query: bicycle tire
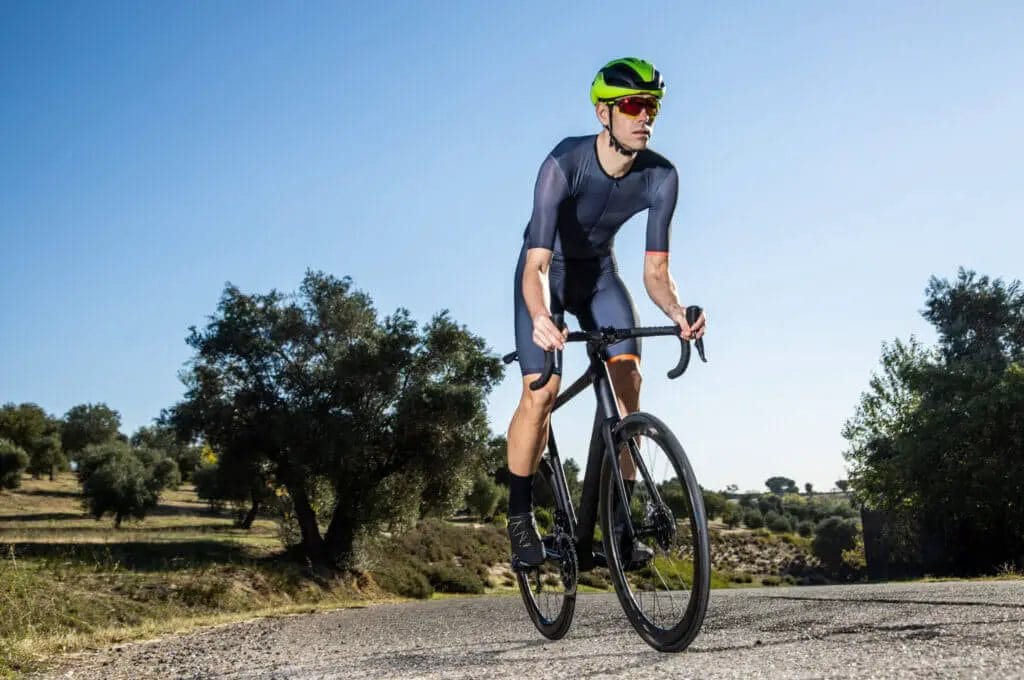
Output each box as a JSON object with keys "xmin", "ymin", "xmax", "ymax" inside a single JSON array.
[
  {"xmin": 599, "ymin": 412, "xmax": 710, "ymax": 652},
  {"xmin": 515, "ymin": 454, "xmax": 578, "ymax": 640}
]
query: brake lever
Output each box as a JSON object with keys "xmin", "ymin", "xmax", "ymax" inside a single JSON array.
[
  {"xmin": 689, "ymin": 305, "xmax": 708, "ymax": 363},
  {"xmin": 666, "ymin": 305, "xmax": 707, "ymax": 379}
]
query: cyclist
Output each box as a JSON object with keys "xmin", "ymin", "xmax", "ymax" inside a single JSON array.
[{"xmin": 507, "ymin": 57, "xmax": 706, "ymax": 566}]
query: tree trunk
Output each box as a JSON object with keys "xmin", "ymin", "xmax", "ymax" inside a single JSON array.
[
  {"xmin": 289, "ymin": 481, "xmax": 325, "ymax": 561},
  {"xmin": 49, "ymin": 465, "xmax": 56, "ymax": 481},
  {"xmin": 114, "ymin": 513, "xmax": 123, "ymax": 529},
  {"xmin": 239, "ymin": 488, "xmax": 260, "ymax": 529},
  {"xmin": 324, "ymin": 507, "xmax": 357, "ymax": 569}
]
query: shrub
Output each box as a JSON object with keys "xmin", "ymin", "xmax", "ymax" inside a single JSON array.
[
  {"xmin": 757, "ymin": 494, "xmax": 782, "ymax": 515},
  {"xmin": 813, "ymin": 516, "xmax": 860, "ymax": 573},
  {"xmin": 149, "ymin": 455, "xmax": 182, "ymax": 491},
  {"xmin": 465, "ymin": 475, "xmax": 501, "ymax": 519},
  {"xmin": 761, "ymin": 575, "xmax": 782, "ymax": 586},
  {"xmin": 426, "ymin": 563, "xmax": 485, "ymax": 594},
  {"xmin": 722, "ymin": 502, "xmax": 743, "ymax": 528},
  {"xmin": 0, "ymin": 439, "xmax": 29, "ymax": 490},
  {"xmin": 702, "ymin": 490, "xmax": 728, "ymax": 519},
  {"xmin": 781, "ymin": 493, "xmax": 810, "ymax": 521},
  {"xmin": 78, "ymin": 442, "xmax": 172, "ymax": 527},
  {"xmin": 373, "ymin": 562, "xmax": 433, "ymax": 599},
  {"xmin": 534, "ymin": 507, "xmax": 554, "ymax": 533},
  {"xmin": 797, "ymin": 520, "xmax": 815, "ymax": 538},
  {"xmin": 192, "ymin": 464, "xmax": 227, "ymax": 511},
  {"xmin": 578, "ymin": 570, "xmax": 611, "ymax": 589},
  {"xmin": 765, "ymin": 511, "xmax": 793, "ymax": 533},
  {"xmin": 743, "ymin": 508, "xmax": 764, "ymax": 529}
]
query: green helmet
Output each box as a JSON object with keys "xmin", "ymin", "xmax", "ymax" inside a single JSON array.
[{"xmin": 590, "ymin": 57, "xmax": 665, "ymax": 105}]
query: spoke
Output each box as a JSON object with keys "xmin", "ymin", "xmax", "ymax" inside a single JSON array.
[{"xmin": 648, "ymin": 561, "xmax": 681, "ymax": 626}]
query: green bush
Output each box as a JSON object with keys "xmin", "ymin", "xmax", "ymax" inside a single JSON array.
[
  {"xmin": 757, "ymin": 494, "xmax": 782, "ymax": 515},
  {"xmin": 534, "ymin": 507, "xmax": 554, "ymax": 533},
  {"xmin": 781, "ymin": 493, "xmax": 810, "ymax": 521},
  {"xmin": 797, "ymin": 520, "xmax": 815, "ymax": 538},
  {"xmin": 149, "ymin": 454, "xmax": 182, "ymax": 491},
  {"xmin": 702, "ymin": 489, "xmax": 728, "ymax": 519},
  {"xmin": 743, "ymin": 508, "xmax": 764, "ymax": 529},
  {"xmin": 426, "ymin": 563, "xmax": 485, "ymax": 594},
  {"xmin": 465, "ymin": 475, "xmax": 501, "ymax": 519},
  {"xmin": 761, "ymin": 575, "xmax": 782, "ymax": 586},
  {"xmin": 372, "ymin": 562, "xmax": 433, "ymax": 599},
  {"xmin": 0, "ymin": 439, "xmax": 29, "ymax": 490},
  {"xmin": 813, "ymin": 516, "xmax": 860, "ymax": 573},
  {"xmin": 722, "ymin": 502, "xmax": 743, "ymax": 528},
  {"xmin": 765, "ymin": 511, "xmax": 794, "ymax": 533},
  {"xmin": 79, "ymin": 442, "xmax": 160, "ymax": 527},
  {"xmin": 192, "ymin": 464, "xmax": 227, "ymax": 511},
  {"xmin": 578, "ymin": 570, "xmax": 611, "ymax": 589}
]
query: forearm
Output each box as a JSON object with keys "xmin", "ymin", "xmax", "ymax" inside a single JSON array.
[
  {"xmin": 522, "ymin": 258, "xmax": 553, "ymax": 322},
  {"xmin": 644, "ymin": 268, "xmax": 684, "ymax": 319}
]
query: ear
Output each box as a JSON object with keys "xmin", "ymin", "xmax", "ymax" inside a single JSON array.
[{"xmin": 595, "ymin": 102, "xmax": 611, "ymax": 127}]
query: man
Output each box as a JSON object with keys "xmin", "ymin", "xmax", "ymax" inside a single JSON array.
[{"xmin": 507, "ymin": 57, "xmax": 706, "ymax": 566}]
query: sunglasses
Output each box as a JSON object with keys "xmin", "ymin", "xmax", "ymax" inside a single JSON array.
[{"xmin": 612, "ymin": 96, "xmax": 660, "ymax": 119}]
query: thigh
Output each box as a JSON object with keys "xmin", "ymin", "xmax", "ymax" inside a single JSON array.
[
  {"xmin": 586, "ymin": 269, "xmax": 641, "ymax": 362},
  {"xmin": 513, "ymin": 250, "xmax": 566, "ymax": 376}
]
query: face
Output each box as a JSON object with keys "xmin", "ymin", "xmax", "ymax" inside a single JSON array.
[{"xmin": 597, "ymin": 95, "xmax": 660, "ymax": 150}]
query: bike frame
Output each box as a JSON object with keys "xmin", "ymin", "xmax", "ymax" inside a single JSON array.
[{"xmin": 540, "ymin": 339, "xmax": 663, "ymax": 570}]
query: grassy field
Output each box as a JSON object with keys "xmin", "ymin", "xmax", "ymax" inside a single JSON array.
[{"xmin": 0, "ymin": 475, "xmax": 379, "ymax": 677}]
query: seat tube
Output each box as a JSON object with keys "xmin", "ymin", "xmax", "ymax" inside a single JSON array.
[{"xmin": 577, "ymin": 349, "xmax": 624, "ymax": 560}]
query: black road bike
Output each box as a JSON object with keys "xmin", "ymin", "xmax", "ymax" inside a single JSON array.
[{"xmin": 502, "ymin": 306, "xmax": 711, "ymax": 653}]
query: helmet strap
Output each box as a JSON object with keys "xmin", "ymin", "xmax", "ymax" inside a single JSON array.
[{"xmin": 604, "ymin": 113, "xmax": 637, "ymax": 158}]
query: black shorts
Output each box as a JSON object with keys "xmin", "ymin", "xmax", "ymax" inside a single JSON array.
[{"xmin": 514, "ymin": 245, "xmax": 641, "ymax": 376}]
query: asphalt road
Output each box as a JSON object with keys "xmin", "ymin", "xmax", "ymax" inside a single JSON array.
[{"xmin": 42, "ymin": 581, "xmax": 1024, "ymax": 679}]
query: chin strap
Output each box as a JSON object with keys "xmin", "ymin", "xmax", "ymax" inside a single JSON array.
[{"xmin": 604, "ymin": 115, "xmax": 637, "ymax": 157}]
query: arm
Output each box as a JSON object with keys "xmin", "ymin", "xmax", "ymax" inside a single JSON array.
[
  {"xmin": 643, "ymin": 168, "xmax": 705, "ymax": 339},
  {"xmin": 643, "ymin": 252, "xmax": 684, "ymax": 320},
  {"xmin": 523, "ymin": 155, "xmax": 570, "ymax": 350}
]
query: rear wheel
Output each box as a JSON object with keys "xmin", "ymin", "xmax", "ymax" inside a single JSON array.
[
  {"xmin": 515, "ymin": 454, "xmax": 577, "ymax": 640},
  {"xmin": 600, "ymin": 412, "xmax": 710, "ymax": 652}
]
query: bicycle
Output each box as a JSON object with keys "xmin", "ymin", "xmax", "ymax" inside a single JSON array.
[{"xmin": 502, "ymin": 305, "xmax": 711, "ymax": 653}]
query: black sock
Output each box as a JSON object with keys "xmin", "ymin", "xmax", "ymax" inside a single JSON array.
[{"xmin": 508, "ymin": 471, "xmax": 533, "ymax": 515}]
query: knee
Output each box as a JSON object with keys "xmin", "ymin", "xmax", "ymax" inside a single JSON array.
[
  {"xmin": 518, "ymin": 383, "xmax": 558, "ymax": 419},
  {"xmin": 611, "ymin": 359, "xmax": 642, "ymax": 394}
]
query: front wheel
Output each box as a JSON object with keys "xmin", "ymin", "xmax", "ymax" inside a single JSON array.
[{"xmin": 600, "ymin": 412, "xmax": 710, "ymax": 652}]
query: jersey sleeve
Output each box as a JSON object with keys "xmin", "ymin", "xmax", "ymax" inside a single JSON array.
[
  {"xmin": 645, "ymin": 167, "xmax": 678, "ymax": 254},
  {"xmin": 525, "ymin": 155, "xmax": 570, "ymax": 251}
]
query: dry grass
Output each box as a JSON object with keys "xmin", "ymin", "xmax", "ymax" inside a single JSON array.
[
  {"xmin": 0, "ymin": 475, "xmax": 278, "ymax": 549},
  {"xmin": 0, "ymin": 475, "xmax": 374, "ymax": 677}
]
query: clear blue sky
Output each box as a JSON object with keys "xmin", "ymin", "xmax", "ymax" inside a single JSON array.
[{"xmin": 2, "ymin": 2, "xmax": 1022, "ymax": 492}]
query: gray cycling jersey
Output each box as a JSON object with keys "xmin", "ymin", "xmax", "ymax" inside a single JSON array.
[
  {"xmin": 512, "ymin": 135, "xmax": 679, "ymax": 376},
  {"xmin": 523, "ymin": 134, "xmax": 678, "ymax": 258}
]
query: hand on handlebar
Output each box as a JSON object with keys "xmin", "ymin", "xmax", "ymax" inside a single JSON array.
[
  {"xmin": 532, "ymin": 313, "xmax": 568, "ymax": 351},
  {"xmin": 670, "ymin": 305, "xmax": 706, "ymax": 341}
]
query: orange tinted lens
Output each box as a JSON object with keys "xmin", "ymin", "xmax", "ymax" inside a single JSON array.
[{"xmin": 616, "ymin": 97, "xmax": 659, "ymax": 118}]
